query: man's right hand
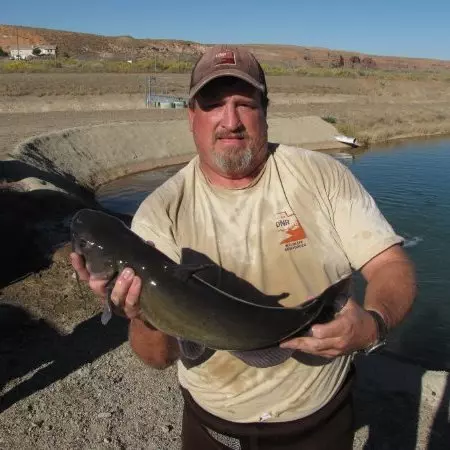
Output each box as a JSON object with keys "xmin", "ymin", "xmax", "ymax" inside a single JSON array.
[{"xmin": 70, "ymin": 252, "xmax": 142, "ymax": 320}]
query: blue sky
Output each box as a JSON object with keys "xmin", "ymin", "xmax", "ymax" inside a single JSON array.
[{"xmin": 2, "ymin": 0, "xmax": 450, "ymax": 60}]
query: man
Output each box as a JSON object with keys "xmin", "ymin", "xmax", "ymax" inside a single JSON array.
[{"xmin": 71, "ymin": 45, "xmax": 416, "ymax": 449}]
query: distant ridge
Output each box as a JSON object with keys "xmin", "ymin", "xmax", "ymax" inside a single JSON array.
[{"xmin": 1, "ymin": 24, "xmax": 450, "ymax": 71}]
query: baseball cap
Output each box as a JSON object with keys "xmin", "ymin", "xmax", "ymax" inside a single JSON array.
[{"xmin": 189, "ymin": 45, "xmax": 267, "ymax": 100}]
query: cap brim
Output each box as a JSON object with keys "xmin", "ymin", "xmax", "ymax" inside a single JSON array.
[{"xmin": 189, "ymin": 68, "xmax": 266, "ymax": 100}]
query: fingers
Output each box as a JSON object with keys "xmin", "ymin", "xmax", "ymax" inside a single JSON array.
[
  {"xmin": 310, "ymin": 315, "xmax": 350, "ymax": 339},
  {"xmin": 123, "ymin": 276, "xmax": 142, "ymax": 319},
  {"xmin": 89, "ymin": 278, "xmax": 109, "ymax": 298},
  {"xmin": 70, "ymin": 252, "xmax": 90, "ymax": 282},
  {"xmin": 110, "ymin": 268, "xmax": 142, "ymax": 319},
  {"xmin": 110, "ymin": 268, "xmax": 134, "ymax": 305},
  {"xmin": 280, "ymin": 336, "xmax": 342, "ymax": 358},
  {"xmin": 308, "ymin": 297, "xmax": 361, "ymax": 339},
  {"xmin": 279, "ymin": 299, "xmax": 361, "ymax": 358},
  {"xmin": 70, "ymin": 251, "xmax": 142, "ymax": 320}
]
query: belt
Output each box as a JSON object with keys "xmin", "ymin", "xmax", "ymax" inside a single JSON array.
[{"xmin": 205, "ymin": 427, "xmax": 242, "ymax": 449}]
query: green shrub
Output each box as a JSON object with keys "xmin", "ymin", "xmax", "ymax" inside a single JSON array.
[{"xmin": 322, "ymin": 115, "xmax": 337, "ymax": 124}]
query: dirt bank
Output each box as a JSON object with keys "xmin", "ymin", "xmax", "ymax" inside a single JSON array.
[{"xmin": 2, "ymin": 73, "xmax": 450, "ymax": 145}]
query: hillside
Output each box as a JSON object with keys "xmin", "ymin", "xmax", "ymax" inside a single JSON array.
[{"xmin": 1, "ymin": 24, "xmax": 450, "ymax": 72}]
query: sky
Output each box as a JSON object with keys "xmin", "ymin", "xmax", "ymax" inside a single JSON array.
[{"xmin": 2, "ymin": 0, "xmax": 450, "ymax": 60}]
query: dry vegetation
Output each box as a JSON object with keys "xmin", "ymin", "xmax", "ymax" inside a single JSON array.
[{"xmin": 0, "ymin": 73, "xmax": 187, "ymax": 96}]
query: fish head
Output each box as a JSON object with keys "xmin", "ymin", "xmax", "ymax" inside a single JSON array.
[{"xmin": 71, "ymin": 209, "xmax": 125, "ymax": 280}]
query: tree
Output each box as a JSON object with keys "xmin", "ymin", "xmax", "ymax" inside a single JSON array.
[
  {"xmin": 32, "ymin": 47, "xmax": 42, "ymax": 56},
  {"xmin": 349, "ymin": 56, "xmax": 361, "ymax": 67},
  {"xmin": 362, "ymin": 57, "xmax": 376, "ymax": 69},
  {"xmin": 330, "ymin": 54, "xmax": 345, "ymax": 68},
  {"xmin": 0, "ymin": 47, "xmax": 8, "ymax": 57}
]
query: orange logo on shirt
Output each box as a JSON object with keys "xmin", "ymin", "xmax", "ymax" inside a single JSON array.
[
  {"xmin": 280, "ymin": 224, "xmax": 306, "ymax": 244},
  {"xmin": 275, "ymin": 211, "xmax": 307, "ymax": 251}
]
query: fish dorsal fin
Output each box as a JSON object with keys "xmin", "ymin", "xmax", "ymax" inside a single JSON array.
[{"xmin": 171, "ymin": 264, "xmax": 216, "ymax": 282}]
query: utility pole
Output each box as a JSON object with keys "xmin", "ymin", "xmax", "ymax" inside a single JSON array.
[{"xmin": 16, "ymin": 27, "xmax": 20, "ymax": 59}]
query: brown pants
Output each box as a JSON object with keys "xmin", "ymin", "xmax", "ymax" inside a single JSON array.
[{"xmin": 181, "ymin": 367, "xmax": 355, "ymax": 450}]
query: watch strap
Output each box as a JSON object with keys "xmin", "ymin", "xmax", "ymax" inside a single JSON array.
[{"xmin": 361, "ymin": 309, "xmax": 388, "ymax": 355}]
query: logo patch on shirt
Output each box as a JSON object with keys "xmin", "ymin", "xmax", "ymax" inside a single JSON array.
[{"xmin": 275, "ymin": 210, "xmax": 307, "ymax": 251}]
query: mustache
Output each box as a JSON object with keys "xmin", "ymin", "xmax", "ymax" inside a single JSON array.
[{"xmin": 215, "ymin": 130, "xmax": 248, "ymax": 140}]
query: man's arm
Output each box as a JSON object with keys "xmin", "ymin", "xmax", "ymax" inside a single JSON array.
[
  {"xmin": 360, "ymin": 243, "xmax": 416, "ymax": 330},
  {"xmin": 280, "ymin": 244, "xmax": 417, "ymax": 357},
  {"xmin": 129, "ymin": 317, "xmax": 180, "ymax": 370}
]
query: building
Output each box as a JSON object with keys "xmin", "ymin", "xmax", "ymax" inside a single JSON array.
[
  {"xmin": 39, "ymin": 45, "xmax": 57, "ymax": 57},
  {"xmin": 9, "ymin": 46, "xmax": 34, "ymax": 59},
  {"xmin": 9, "ymin": 44, "xmax": 57, "ymax": 60}
]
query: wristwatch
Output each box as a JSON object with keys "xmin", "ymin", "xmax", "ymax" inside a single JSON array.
[{"xmin": 360, "ymin": 309, "xmax": 388, "ymax": 355}]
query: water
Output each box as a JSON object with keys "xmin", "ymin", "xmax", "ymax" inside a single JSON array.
[
  {"xmin": 98, "ymin": 164, "xmax": 186, "ymax": 216},
  {"xmin": 97, "ymin": 138, "xmax": 450, "ymax": 370}
]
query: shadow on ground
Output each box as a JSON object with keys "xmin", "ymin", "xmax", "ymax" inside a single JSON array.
[
  {"xmin": 353, "ymin": 353, "xmax": 449, "ymax": 450},
  {"xmin": 0, "ymin": 188, "xmax": 84, "ymax": 288},
  {"xmin": 0, "ymin": 303, "xmax": 128, "ymax": 413},
  {"xmin": 0, "ymin": 185, "xmax": 132, "ymax": 289}
]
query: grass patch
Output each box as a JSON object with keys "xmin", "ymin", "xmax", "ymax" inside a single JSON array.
[
  {"xmin": 336, "ymin": 123, "xmax": 371, "ymax": 146},
  {"xmin": 0, "ymin": 58, "xmax": 195, "ymax": 74},
  {"xmin": 1, "ymin": 58, "xmax": 450, "ymax": 82},
  {"xmin": 322, "ymin": 115, "xmax": 337, "ymax": 124}
]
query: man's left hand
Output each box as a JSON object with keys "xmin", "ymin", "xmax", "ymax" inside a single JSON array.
[{"xmin": 279, "ymin": 298, "xmax": 378, "ymax": 358}]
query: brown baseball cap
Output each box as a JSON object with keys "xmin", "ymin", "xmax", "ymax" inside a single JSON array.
[{"xmin": 189, "ymin": 45, "xmax": 267, "ymax": 99}]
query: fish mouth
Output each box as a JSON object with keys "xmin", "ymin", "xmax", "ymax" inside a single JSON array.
[
  {"xmin": 71, "ymin": 231, "xmax": 115, "ymax": 279},
  {"xmin": 72, "ymin": 242, "xmax": 83, "ymax": 257},
  {"xmin": 71, "ymin": 231, "xmax": 87, "ymax": 256}
]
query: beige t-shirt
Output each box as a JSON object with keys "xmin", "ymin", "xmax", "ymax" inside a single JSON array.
[{"xmin": 131, "ymin": 144, "xmax": 403, "ymax": 423}]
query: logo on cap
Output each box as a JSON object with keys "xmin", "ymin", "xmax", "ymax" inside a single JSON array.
[{"xmin": 214, "ymin": 51, "xmax": 236, "ymax": 66}]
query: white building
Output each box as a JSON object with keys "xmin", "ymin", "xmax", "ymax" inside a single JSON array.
[
  {"xmin": 39, "ymin": 45, "xmax": 57, "ymax": 56},
  {"xmin": 9, "ymin": 44, "xmax": 57, "ymax": 60},
  {"xmin": 9, "ymin": 46, "xmax": 34, "ymax": 60}
]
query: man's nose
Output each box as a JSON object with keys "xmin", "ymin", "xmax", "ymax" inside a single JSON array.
[{"xmin": 221, "ymin": 103, "xmax": 241, "ymax": 130}]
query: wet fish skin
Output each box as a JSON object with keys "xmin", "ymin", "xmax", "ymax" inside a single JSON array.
[{"xmin": 71, "ymin": 208, "xmax": 350, "ymax": 351}]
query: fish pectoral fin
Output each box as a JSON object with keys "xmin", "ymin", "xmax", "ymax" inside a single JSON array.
[
  {"xmin": 101, "ymin": 273, "xmax": 118, "ymax": 325},
  {"xmin": 171, "ymin": 264, "xmax": 216, "ymax": 282}
]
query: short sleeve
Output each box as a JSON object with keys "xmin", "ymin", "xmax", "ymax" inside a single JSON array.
[
  {"xmin": 328, "ymin": 161, "xmax": 404, "ymax": 270},
  {"xmin": 131, "ymin": 191, "xmax": 181, "ymax": 264}
]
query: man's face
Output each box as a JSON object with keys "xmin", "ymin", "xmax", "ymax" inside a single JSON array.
[{"xmin": 188, "ymin": 77, "xmax": 268, "ymax": 179}]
